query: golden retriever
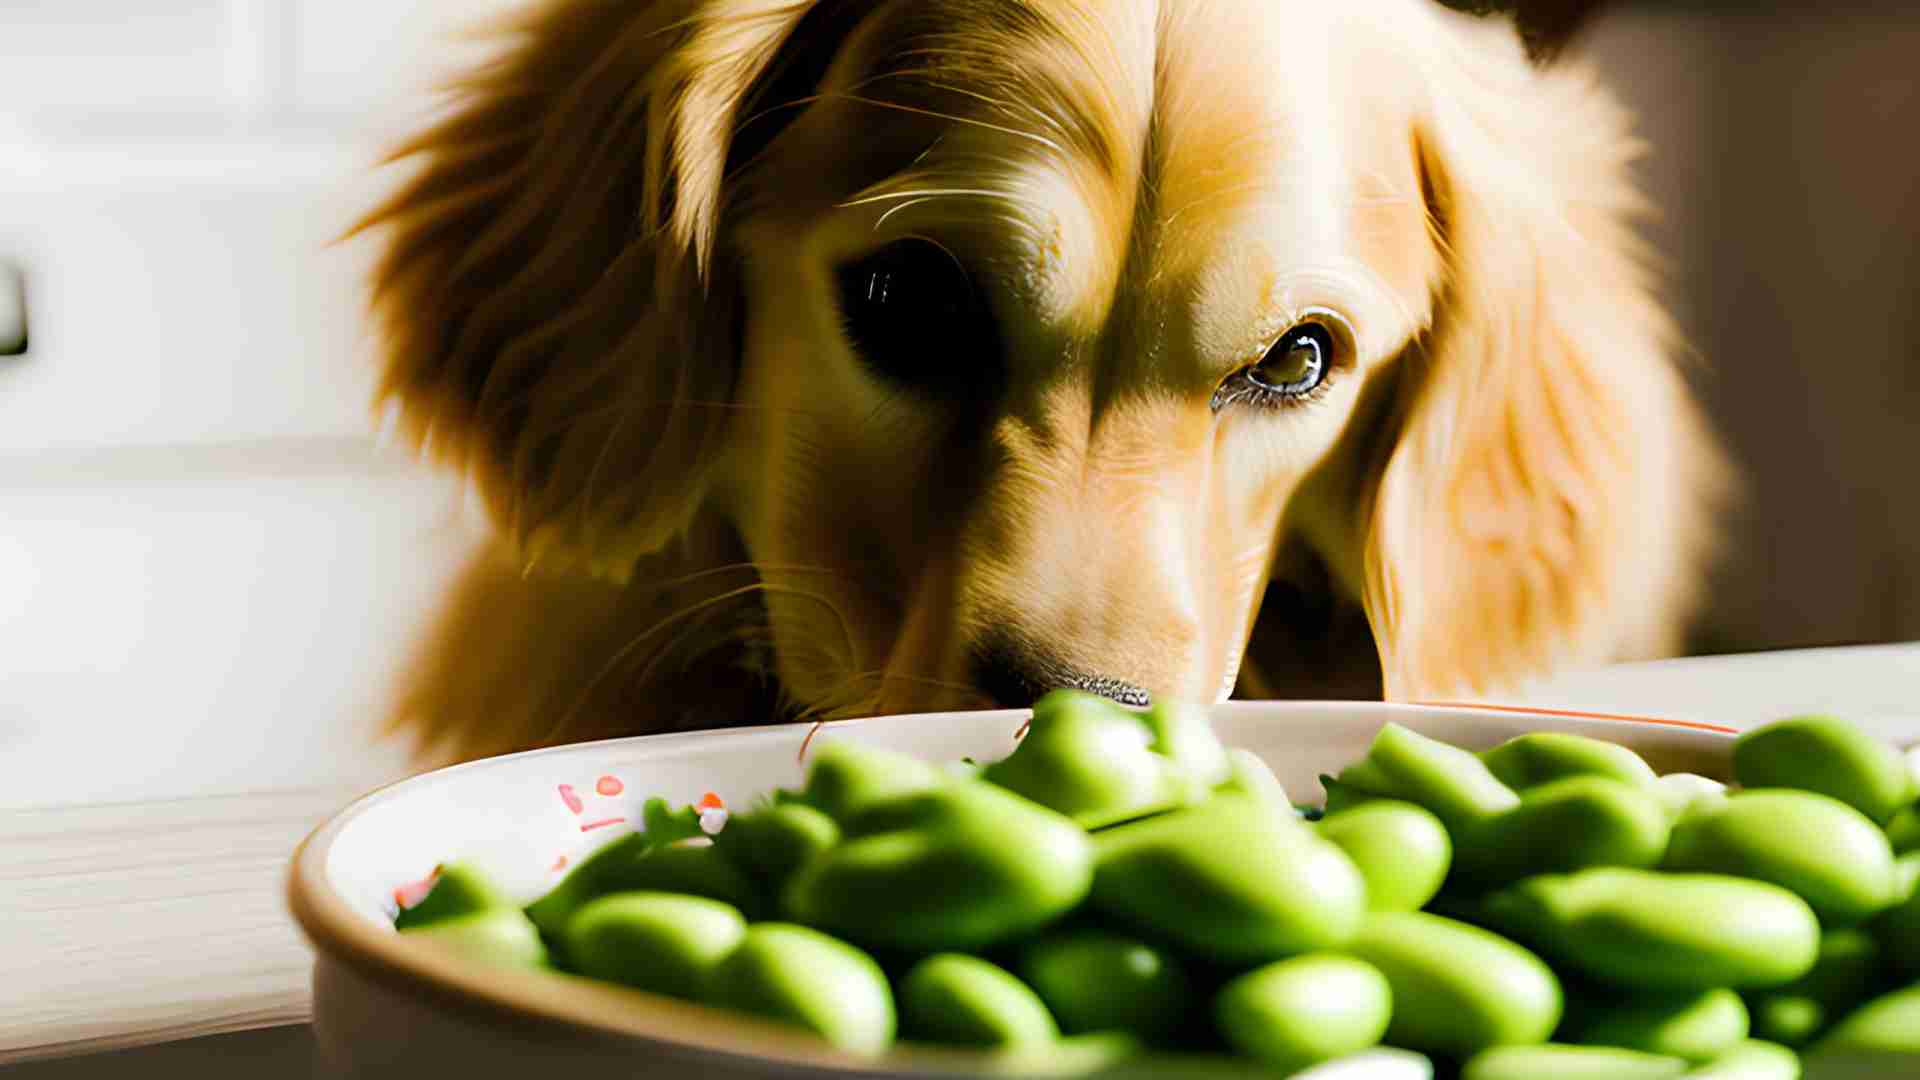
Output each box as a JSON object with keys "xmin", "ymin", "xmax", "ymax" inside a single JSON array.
[{"xmin": 357, "ymin": 0, "xmax": 1725, "ymax": 764}]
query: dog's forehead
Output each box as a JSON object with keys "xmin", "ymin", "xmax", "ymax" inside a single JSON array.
[
  {"xmin": 827, "ymin": 0, "xmax": 1439, "ymax": 367},
  {"xmin": 1145, "ymin": 2, "xmax": 1438, "ymax": 356}
]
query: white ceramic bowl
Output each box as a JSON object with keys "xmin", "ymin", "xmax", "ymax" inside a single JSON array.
[{"xmin": 289, "ymin": 702, "xmax": 1738, "ymax": 1079}]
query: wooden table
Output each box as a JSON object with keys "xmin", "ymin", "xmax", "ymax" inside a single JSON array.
[
  {"xmin": 5, "ymin": 643, "xmax": 1917, "ymax": 1069},
  {"xmin": 1, "ymin": 788, "xmax": 359, "ymax": 1067}
]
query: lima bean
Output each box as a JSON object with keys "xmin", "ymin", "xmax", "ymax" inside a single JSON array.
[
  {"xmin": 1091, "ymin": 794, "xmax": 1366, "ymax": 964},
  {"xmin": 982, "ymin": 691, "xmax": 1183, "ymax": 828},
  {"xmin": 1803, "ymin": 984, "xmax": 1920, "ymax": 1069},
  {"xmin": 1742, "ymin": 928, "xmax": 1883, "ymax": 1047},
  {"xmin": 1458, "ymin": 776, "xmax": 1670, "ymax": 887},
  {"xmin": 560, "ymin": 891, "xmax": 745, "ymax": 1000},
  {"xmin": 803, "ymin": 741, "xmax": 947, "ymax": 824},
  {"xmin": 1317, "ymin": 800, "xmax": 1451, "ymax": 912},
  {"xmin": 897, "ymin": 953, "xmax": 1057, "ymax": 1047},
  {"xmin": 711, "ymin": 802, "xmax": 840, "ymax": 894},
  {"xmin": 1680, "ymin": 1039, "xmax": 1801, "ymax": 1080},
  {"xmin": 1733, "ymin": 714, "xmax": 1915, "ymax": 825},
  {"xmin": 1461, "ymin": 1044, "xmax": 1686, "ymax": 1080},
  {"xmin": 1140, "ymin": 699, "xmax": 1232, "ymax": 794},
  {"xmin": 1482, "ymin": 869, "xmax": 1819, "ymax": 990},
  {"xmin": 1321, "ymin": 772, "xmax": 1386, "ymax": 815},
  {"xmin": 1745, "ymin": 997, "xmax": 1823, "ymax": 1049},
  {"xmin": 525, "ymin": 838, "xmax": 764, "ymax": 937},
  {"xmin": 975, "ymin": 1032, "xmax": 1143, "ymax": 1076},
  {"xmin": 393, "ymin": 861, "xmax": 512, "ymax": 930},
  {"xmin": 1218, "ymin": 748, "xmax": 1289, "ymax": 811},
  {"xmin": 1870, "ymin": 852, "xmax": 1920, "ymax": 976},
  {"xmin": 1354, "ymin": 723, "xmax": 1522, "ymax": 835},
  {"xmin": 1018, "ymin": 930, "xmax": 1190, "ymax": 1040},
  {"xmin": 1896, "ymin": 851, "xmax": 1920, "ymax": 902},
  {"xmin": 1480, "ymin": 731, "xmax": 1658, "ymax": 790},
  {"xmin": 1662, "ymin": 791, "xmax": 1897, "ymax": 925},
  {"xmin": 1565, "ymin": 988, "xmax": 1749, "ymax": 1063},
  {"xmin": 402, "ymin": 907, "xmax": 548, "ymax": 971},
  {"xmin": 1343, "ymin": 911, "xmax": 1562, "ymax": 1059},
  {"xmin": 1337, "ymin": 756, "xmax": 1396, "ymax": 794},
  {"xmin": 1287, "ymin": 1048, "xmax": 1436, "ymax": 1080},
  {"xmin": 1887, "ymin": 805, "xmax": 1920, "ymax": 854},
  {"xmin": 1213, "ymin": 953, "xmax": 1391, "ymax": 1075},
  {"xmin": 785, "ymin": 780, "xmax": 1092, "ymax": 952},
  {"xmin": 704, "ymin": 923, "xmax": 894, "ymax": 1054},
  {"xmin": 1650, "ymin": 773, "xmax": 1732, "ymax": 822}
]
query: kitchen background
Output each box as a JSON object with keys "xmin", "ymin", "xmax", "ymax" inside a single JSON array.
[{"xmin": 3, "ymin": 2, "xmax": 1917, "ymax": 810}]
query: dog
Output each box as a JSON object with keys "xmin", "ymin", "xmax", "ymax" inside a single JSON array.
[{"xmin": 355, "ymin": 0, "xmax": 1725, "ymax": 765}]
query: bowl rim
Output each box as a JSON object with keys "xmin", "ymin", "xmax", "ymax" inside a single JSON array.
[
  {"xmin": 287, "ymin": 700, "xmax": 1736, "ymax": 1074},
  {"xmin": 1408, "ymin": 700, "xmax": 1737, "ymax": 734}
]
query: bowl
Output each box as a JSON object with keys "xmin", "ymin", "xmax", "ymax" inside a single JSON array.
[{"xmin": 288, "ymin": 701, "xmax": 1737, "ymax": 1079}]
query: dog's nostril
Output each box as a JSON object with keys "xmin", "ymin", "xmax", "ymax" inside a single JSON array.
[
  {"xmin": 970, "ymin": 645, "xmax": 1043, "ymax": 708},
  {"xmin": 970, "ymin": 640, "xmax": 1151, "ymax": 709},
  {"xmin": 1074, "ymin": 675, "xmax": 1152, "ymax": 708}
]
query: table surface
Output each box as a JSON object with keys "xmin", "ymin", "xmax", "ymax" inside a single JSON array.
[{"xmin": 5, "ymin": 641, "xmax": 1918, "ymax": 1066}]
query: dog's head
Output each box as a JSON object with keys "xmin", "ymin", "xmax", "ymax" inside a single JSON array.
[{"xmin": 363, "ymin": 0, "xmax": 1718, "ymax": 727}]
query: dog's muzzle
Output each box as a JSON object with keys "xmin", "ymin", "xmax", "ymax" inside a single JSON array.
[{"xmin": 970, "ymin": 634, "xmax": 1152, "ymax": 709}]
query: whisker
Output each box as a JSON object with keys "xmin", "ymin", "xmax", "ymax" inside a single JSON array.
[
  {"xmin": 789, "ymin": 673, "xmax": 875, "ymax": 763},
  {"xmin": 789, "ymin": 669, "xmax": 996, "ymax": 764},
  {"xmin": 1157, "ymin": 179, "xmax": 1276, "ymax": 231},
  {"xmin": 629, "ymin": 561, "xmax": 851, "ymax": 594},
  {"xmin": 819, "ymin": 93, "xmax": 1068, "ymax": 156},
  {"xmin": 883, "ymin": 74, "xmax": 1050, "ymax": 130},
  {"xmin": 626, "ymin": 592, "xmax": 766, "ymax": 699},
  {"xmin": 1159, "ymin": 179, "xmax": 1417, "ymax": 234},
  {"xmin": 837, "ymin": 187, "xmax": 1014, "ymax": 209},
  {"xmin": 875, "ymin": 196, "xmax": 936, "ymax": 230},
  {"xmin": 543, "ymin": 580, "xmax": 857, "ymax": 746},
  {"xmin": 718, "ymin": 69, "xmax": 986, "ymax": 190},
  {"xmin": 796, "ymin": 716, "xmax": 832, "ymax": 764},
  {"xmin": 865, "ymin": 670, "xmax": 990, "ymax": 700},
  {"xmin": 477, "ymin": 396, "xmax": 818, "ymax": 556},
  {"xmin": 739, "ymin": 582, "xmax": 862, "ymax": 673},
  {"xmin": 553, "ymin": 394, "xmax": 824, "ymax": 556},
  {"xmin": 578, "ymin": 381, "xmax": 679, "ymax": 536}
]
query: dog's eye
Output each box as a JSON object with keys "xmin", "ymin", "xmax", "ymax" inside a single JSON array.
[
  {"xmin": 1213, "ymin": 319, "xmax": 1340, "ymax": 411},
  {"xmin": 1251, "ymin": 323, "xmax": 1332, "ymax": 395},
  {"xmin": 835, "ymin": 239, "xmax": 999, "ymax": 397}
]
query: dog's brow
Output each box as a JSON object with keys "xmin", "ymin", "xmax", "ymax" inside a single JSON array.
[{"xmin": 852, "ymin": 0, "xmax": 1128, "ymax": 184}]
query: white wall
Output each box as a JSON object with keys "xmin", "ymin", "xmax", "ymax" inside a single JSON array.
[
  {"xmin": 0, "ymin": 1, "xmax": 520, "ymax": 808},
  {"xmin": 0, "ymin": 0, "xmax": 519, "ymax": 120},
  {"xmin": 0, "ymin": 0, "xmax": 523, "ymax": 453}
]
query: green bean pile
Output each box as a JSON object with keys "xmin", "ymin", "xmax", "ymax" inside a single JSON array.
[{"xmin": 393, "ymin": 696, "xmax": 1920, "ymax": 1078}]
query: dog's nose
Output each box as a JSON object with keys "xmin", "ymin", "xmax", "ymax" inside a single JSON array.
[{"xmin": 970, "ymin": 636, "xmax": 1151, "ymax": 709}]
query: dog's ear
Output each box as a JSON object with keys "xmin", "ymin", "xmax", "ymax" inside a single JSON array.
[
  {"xmin": 1358, "ymin": 24, "xmax": 1724, "ymax": 699},
  {"xmin": 355, "ymin": 0, "xmax": 860, "ymax": 577}
]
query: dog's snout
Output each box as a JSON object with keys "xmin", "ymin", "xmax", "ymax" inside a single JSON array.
[{"xmin": 970, "ymin": 636, "xmax": 1151, "ymax": 709}]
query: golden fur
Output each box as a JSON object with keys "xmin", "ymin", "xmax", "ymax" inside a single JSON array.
[{"xmin": 357, "ymin": 0, "xmax": 1726, "ymax": 764}]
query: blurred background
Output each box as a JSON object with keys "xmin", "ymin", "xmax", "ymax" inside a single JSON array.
[{"xmin": 2, "ymin": 2, "xmax": 1916, "ymax": 809}]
